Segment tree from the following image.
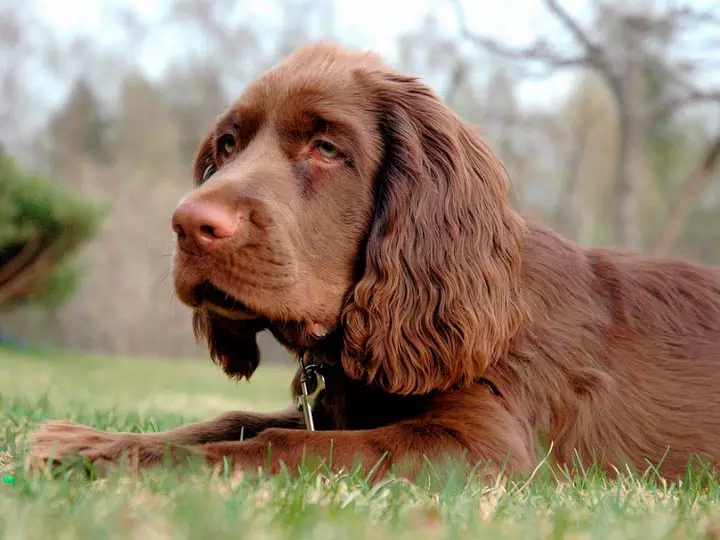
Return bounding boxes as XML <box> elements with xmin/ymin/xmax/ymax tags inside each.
<box><xmin>652</xmin><ymin>133</ymin><xmax>720</xmax><ymax>255</ymax></box>
<box><xmin>552</xmin><ymin>73</ymin><xmax>617</xmax><ymax>241</ymax></box>
<box><xmin>112</xmin><ymin>72</ymin><xmax>182</xmax><ymax>177</ymax></box>
<box><xmin>0</xmin><ymin>151</ymin><xmax>102</xmax><ymax>309</ymax></box>
<box><xmin>45</xmin><ymin>78</ymin><xmax>111</xmax><ymax>182</ymax></box>
<box><xmin>455</xmin><ymin>0</ymin><xmax>720</xmax><ymax>250</ymax></box>
<box><xmin>483</xmin><ymin>69</ymin><xmax>523</xmax><ymax>189</ymax></box>
<box><xmin>163</xmin><ymin>64</ymin><xmax>228</xmax><ymax>160</ymax></box>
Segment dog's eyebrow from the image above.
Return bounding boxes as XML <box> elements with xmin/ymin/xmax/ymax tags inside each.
<box><xmin>296</xmin><ymin>107</ymin><xmax>365</xmax><ymax>146</ymax></box>
<box><xmin>312</xmin><ymin>113</ymin><xmax>360</xmax><ymax>142</ymax></box>
<box><xmin>213</xmin><ymin>105</ymin><xmax>264</xmax><ymax>148</ymax></box>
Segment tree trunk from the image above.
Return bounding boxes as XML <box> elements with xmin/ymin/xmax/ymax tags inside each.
<box><xmin>610</xmin><ymin>90</ymin><xmax>634</xmax><ymax>248</ymax></box>
<box><xmin>553</xmin><ymin>116</ymin><xmax>591</xmax><ymax>238</ymax></box>
<box><xmin>611</xmin><ymin>21</ymin><xmax>649</xmax><ymax>250</ymax></box>
<box><xmin>652</xmin><ymin>135</ymin><xmax>720</xmax><ymax>256</ymax></box>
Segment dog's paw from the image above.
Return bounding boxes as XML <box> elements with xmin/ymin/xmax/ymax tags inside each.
<box><xmin>25</xmin><ymin>421</ymin><xmax>190</xmax><ymax>475</ymax></box>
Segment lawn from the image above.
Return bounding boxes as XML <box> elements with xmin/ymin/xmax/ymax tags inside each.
<box><xmin>2</xmin><ymin>347</ymin><xmax>720</xmax><ymax>539</ymax></box>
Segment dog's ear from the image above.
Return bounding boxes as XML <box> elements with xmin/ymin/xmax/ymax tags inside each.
<box><xmin>341</xmin><ymin>70</ymin><xmax>527</xmax><ymax>396</ymax></box>
<box><xmin>193</xmin><ymin>310</ymin><xmax>262</xmax><ymax>380</ymax></box>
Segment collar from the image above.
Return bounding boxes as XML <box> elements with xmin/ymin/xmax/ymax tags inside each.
<box><xmin>295</xmin><ymin>348</ymin><xmax>501</xmax><ymax>431</ymax></box>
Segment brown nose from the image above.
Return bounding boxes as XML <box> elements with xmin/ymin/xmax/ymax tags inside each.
<box><xmin>172</xmin><ymin>200</ymin><xmax>239</xmax><ymax>254</ymax></box>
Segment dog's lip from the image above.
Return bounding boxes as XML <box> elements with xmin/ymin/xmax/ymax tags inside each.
<box><xmin>194</xmin><ymin>282</ymin><xmax>260</xmax><ymax>320</ymax></box>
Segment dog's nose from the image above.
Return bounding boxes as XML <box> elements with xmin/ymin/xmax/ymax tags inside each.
<box><xmin>172</xmin><ymin>200</ymin><xmax>239</xmax><ymax>254</ymax></box>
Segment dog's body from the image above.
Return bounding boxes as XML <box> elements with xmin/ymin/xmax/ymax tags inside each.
<box><xmin>29</xmin><ymin>43</ymin><xmax>720</xmax><ymax>481</ymax></box>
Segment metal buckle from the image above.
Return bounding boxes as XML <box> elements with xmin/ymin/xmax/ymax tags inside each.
<box><xmin>295</xmin><ymin>350</ymin><xmax>326</xmax><ymax>431</ymax></box>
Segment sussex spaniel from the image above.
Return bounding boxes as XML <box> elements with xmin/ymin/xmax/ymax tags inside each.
<box><xmin>29</xmin><ymin>43</ymin><xmax>720</xmax><ymax>482</ymax></box>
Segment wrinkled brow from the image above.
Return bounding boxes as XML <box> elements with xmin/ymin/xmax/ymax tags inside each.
<box><xmin>214</xmin><ymin>104</ymin><xmax>264</xmax><ymax>150</ymax></box>
<box><xmin>273</xmin><ymin>92</ymin><xmax>369</xmax><ymax>159</ymax></box>
<box><xmin>282</xmin><ymin>109</ymin><xmax>361</xmax><ymax>148</ymax></box>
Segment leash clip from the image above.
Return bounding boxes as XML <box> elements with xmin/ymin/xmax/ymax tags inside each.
<box><xmin>296</xmin><ymin>350</ymin><xmax>326</xmax><ymax>431</ymax></box>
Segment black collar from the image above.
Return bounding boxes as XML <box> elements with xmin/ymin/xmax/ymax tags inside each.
<box><xmin>299</xmin><ymin>347</ymin><xmax>501</xmax><ymax>397</ymax></box>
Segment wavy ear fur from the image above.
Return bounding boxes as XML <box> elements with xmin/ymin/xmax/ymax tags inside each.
<box><xmin>342</xmin><ymin>70</ymin><xmax>527</xmax><ymax>396</ymax></box>
<box><xmin>192</xmin><ymin>310</ymin><xmax>262</xmax><ymax>380</ymax></box>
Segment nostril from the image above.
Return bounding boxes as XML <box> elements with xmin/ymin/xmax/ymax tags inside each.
<box><xmin>173</xmin><ymin>223</ymin><xmax>187</xmax><ymax>239</ymax></box>
<box><xmin>199</xmin><ymin>224</ymin><xmax>217</xmax><ymax>239</ymax></box>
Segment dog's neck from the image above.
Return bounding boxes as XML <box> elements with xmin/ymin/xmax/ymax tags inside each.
<box><xmin>268</xmin><ymin>323</ymin><xmax>342</xmax><ymax>369</ymax></box>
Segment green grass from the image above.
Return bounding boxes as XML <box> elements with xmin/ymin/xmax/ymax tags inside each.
<box><xmin>2</xmin><ymin>347</ymin><xmax>720</xmax><ymax>539</ymax></box>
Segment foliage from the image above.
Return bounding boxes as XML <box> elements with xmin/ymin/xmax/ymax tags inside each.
<box><xmin>0</xmin><ymin>152</ymin><xmax>103</xmax><ymax>309</ymax></box>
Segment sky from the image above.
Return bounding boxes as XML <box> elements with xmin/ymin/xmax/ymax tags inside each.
<box><xmin>34</xmin><ymin>0</ymin><xmax>568</xmax><ymax>47</ymax></box>
<box><xmin>26</xmin><ymin>0</ymin><xmax>720</xmax><ymax>115</ymax></box>
<box><xmin>31</xmin><ymin>0</ymin><xmax>594</xmax><ymax>109</ymax></box>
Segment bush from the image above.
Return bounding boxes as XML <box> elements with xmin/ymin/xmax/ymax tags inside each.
<box><xmin>0</xmin><ymin>152</ymin><xmax>103</xmax><ymax>309</ymax></box>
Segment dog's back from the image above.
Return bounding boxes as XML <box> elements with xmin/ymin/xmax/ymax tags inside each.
<box><xmin>503</xmin><ymin>222</ymin><xmax>720</xmax><ymax>477</ymax></box>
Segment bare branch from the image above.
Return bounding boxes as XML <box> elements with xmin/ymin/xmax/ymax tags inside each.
<box><xmin>453</xmin><ymin>0</ymin><xmax>617</xmax><ymax>82</ymax></box>
<box><xmin>444</xmin><ymin>58</ymin><xmax>469</xmax><ymax>106</ymax></box>
<box><xmin>649</xmin><ymin>61</ymin><xmax>720</xmax><ymax>117</ymax></box>
<box><xmin>653</xmin><ymin>89</ymin><xmax>720</xmax><ymax>118</ymax></box>
<box><xmin>467</xmin><ymin>35</ymin><xmax>589</xmax><ymax>67</ymax></box>
<box><xmin>652</xmin><ymin>133</ymin><xmax>720</xmax><ymax>255</ymax></box>
<box><xmin>542</xmin><ymin>0</ymin><xmax>603</xmax><ymax>63</ymax></box>
<box><xmin>452</xmin><ymin>0</ymin><xmax>592</xmax><ymax>70</ymax></box>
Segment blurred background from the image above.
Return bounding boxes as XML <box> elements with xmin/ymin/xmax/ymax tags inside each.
<box><xmin>1</xmin><ymin>0</ymin><xmax>719</xmax><ymax>363</ymax></box>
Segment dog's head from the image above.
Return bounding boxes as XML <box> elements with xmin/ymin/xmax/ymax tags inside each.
<box><xmin>172</xmin><ymin>43</ymin><xmax>526</xmax><ymax>394</ymax></box>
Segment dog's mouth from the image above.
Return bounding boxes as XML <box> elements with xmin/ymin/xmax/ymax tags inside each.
<box><xmin>192</xmin><ymin>281</ymin><xmax>335</xmax><ymax>348</ymax></box>
<box><xmin>194</xmin><ymin>282</ymin><xmax>259</xmax><ymax>320</ymax></box>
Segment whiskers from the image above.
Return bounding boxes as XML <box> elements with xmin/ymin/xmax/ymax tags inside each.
<box><xmin>151</xmin><ymin>246</ymin><xmax>182</xmax><ymax>309</ymax></box>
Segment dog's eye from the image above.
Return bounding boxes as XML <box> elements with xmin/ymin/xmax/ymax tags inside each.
<box><xmin>202</xmin><ymin>163</ymin><xmax>216</xmax><ymax>183</ymax></box>
<box><xmin>218</xmin><ymin>135</ymin><xmax>236</xmax><ymax>156</ymax></box>
<box><xmin>315</xmin><ymin>140</ymin><xmax>340</xmax><ymax>160</ymax></box>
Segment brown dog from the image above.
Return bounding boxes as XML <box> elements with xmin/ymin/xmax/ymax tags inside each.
<box><xmin>29</xmin><ymin>43</ymin><xmax>720</xmax><ymax>481</ymax></box>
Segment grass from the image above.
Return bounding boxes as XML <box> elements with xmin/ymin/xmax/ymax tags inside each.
<box><xmin>2</xmin><ymin>347</ymin><xmax>720</xmax><ymax>539</ymax></box>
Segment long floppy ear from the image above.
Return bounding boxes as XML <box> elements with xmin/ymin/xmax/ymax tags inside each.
<box><xmin>192</xmin><ymin>309</ymin><xmax>263</xmax><ymax>380</ymax></box>
<box><xmin>341</xmin><ymin>70</ymin><xmax>527</xmax><ymax>396</ymax></box>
